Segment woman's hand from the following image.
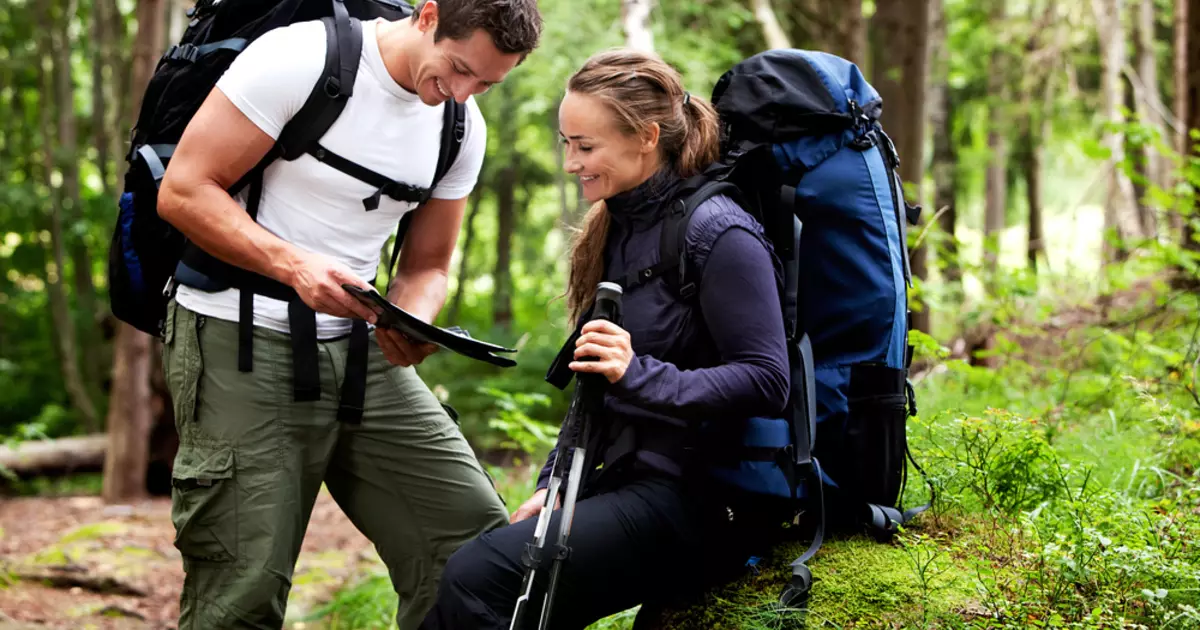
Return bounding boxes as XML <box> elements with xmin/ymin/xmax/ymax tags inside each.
<box><xmin>510</xmin><ymin>488</ymin><xmax>560</xmax><ymax>524</ymax></box>
<box><xmin>569</xmin><ymin>320</ymin><xmax>634</xmax><ymax>383</ymax></box>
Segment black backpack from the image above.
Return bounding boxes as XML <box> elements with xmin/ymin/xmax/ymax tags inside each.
<box><xmin>108</xmin><ymin>0</ymin><xmax>464</xmax><ymax>338</ymax></box>
<box><xmin>107</xmin><ymin>0</ymin><xmax>464</xmax><ymax>424</ymax></box>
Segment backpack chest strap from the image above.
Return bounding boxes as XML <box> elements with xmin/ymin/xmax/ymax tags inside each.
<box><xmin>309</xmin><ymin>143</ymin><xmax>433</xmax><ymax>210</ymax></box>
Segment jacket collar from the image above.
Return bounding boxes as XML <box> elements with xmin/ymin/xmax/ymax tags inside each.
<box><xmin>605</xmin><ymin>168</ymin><xmax>684</xmax><ymax>231</ymax></box>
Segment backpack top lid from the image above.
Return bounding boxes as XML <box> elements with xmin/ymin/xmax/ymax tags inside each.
<box><xmin>711</xmin><ymin>49</ymin><xmax>882</xmax><ymax>147</ymax></box>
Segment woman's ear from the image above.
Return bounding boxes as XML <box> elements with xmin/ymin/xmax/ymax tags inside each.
<box><xmin>640</xmin><ymin>122</ymin><xmax>660</xmax><ymax>154</ymax></box>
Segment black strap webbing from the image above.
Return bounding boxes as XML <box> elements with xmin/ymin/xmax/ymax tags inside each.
<box><xmin>288</xmin><ymin>300</ymin><xmax>321</xmax><ymax>402</ymax></box>
<box><xmin>338</xmin><ymin>320</ymin><xmax>370</xmax><ymax>423</ymax></box>
<box><xmin>277</xmin><ymin>11</ymin><xmax>362</xmax><ymax>160</ymax></box>
<box><xmin>237</xmin><ymin>170</ymin><xmax>267</xmax><ymax>374</ymax></box>
<box><xmin>310</xmin><ymin>144</ymin><xmax>431</xmax><ymax>209</ymax></box>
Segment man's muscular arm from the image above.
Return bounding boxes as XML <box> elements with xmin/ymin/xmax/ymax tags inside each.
<box><xmin>375</xmin><ymin>195</ymin><xmax>467</xmax><ymax>366</ymax></box>
<box><xmin>158</xmin><ymin>88</ymin><xmax>377</xmax><ymax>323</ymax></box>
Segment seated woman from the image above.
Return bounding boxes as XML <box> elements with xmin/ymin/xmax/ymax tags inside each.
<box><xmin>419</xmin><ymin>48</ymin><xmax>790</xmax><ymax>630</ymax></box>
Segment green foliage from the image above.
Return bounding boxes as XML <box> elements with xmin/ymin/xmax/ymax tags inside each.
<box><xmin>303</xmin><ymin>573</ymin><xmax>397</xmax><ymax>630</ymax></box>
<box><xmin>481</xmin><ymin>386</ymin><xmax>557</xmax><ymax>456</ymax></box>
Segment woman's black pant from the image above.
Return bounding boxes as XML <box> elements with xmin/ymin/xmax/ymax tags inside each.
<box><xmin>418</xmin><ymin>470</ymin><xmax>748</xmax><ymax>630</ymax></box>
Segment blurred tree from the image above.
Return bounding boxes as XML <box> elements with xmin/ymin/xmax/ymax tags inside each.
<box><xmin>872</xmin><ymin>0</ymin><xmax>932</xmax><ymax>333</ymax></box>
<box><xmin>103</xmin><ymin>0</ymin><xmax>165</xmax><ymax>504</ymax></box>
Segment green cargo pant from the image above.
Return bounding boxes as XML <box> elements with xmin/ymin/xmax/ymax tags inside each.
<box><xmin>162</xmin><ymin>299</ymin><xmax>510</xmax><ymax>630</ymax></box>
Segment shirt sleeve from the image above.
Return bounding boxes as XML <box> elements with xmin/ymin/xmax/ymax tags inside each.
<box><xmin>430</xmin><ymin>97</ymin><xmax>487</xmax><ymax>200</ymax></box>
<box><xmin>609</xmin><ymin>224</ymin><xmax>791</xmax><ymax>420</ymax></box>
<box><xmin>214</xmin><ymin>21</ymin><xmax>327</xmax><ymax>140</ymax></box>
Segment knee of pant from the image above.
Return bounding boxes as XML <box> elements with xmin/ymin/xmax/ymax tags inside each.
<box><xmin>440</xmin><ymin>538</ymin><xmax>496</xmax><ymax>597</ymax></box>
<box><xmin>180</xmin><ymin>567</ymin><xmax>289</xmax><ymax>629</ymax></box>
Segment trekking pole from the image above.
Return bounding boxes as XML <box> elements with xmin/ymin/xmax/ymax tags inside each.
<box><xmin>538</xmin><ymin>282</ymin><xmax>623</xmax><ymax>630</ymax></box>
<box><xmin>509</xmin><ymin>282</ymin><xmax>623</xmax><ymax>630</ymax></box>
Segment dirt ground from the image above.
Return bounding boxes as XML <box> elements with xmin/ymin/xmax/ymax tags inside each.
<box><xmin>0</xmin><ymin>490</ymin><xmax>382</xmax><ymax>630</ymax></box>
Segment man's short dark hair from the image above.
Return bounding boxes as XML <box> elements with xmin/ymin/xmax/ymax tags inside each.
<box><xmin>414</xmin><ymin>0</ymin><xmax>543</xmax><ymax>56</ymax></box>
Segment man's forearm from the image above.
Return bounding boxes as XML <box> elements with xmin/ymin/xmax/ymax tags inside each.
<box><xmin>159</xmin><ymin>179</ymin><xmax>302</xmax><ymax>287</ymax></box>
<box><xmin>388</xmin><ymin>268</ymin><xmax>449</xmax><ymax>324</ymax></box>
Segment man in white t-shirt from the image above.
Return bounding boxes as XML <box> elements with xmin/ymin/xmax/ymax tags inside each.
<box><xmin>155</xmin><ymin>1</ymin><xmax>542</xmax><ymax>628</ymax></box>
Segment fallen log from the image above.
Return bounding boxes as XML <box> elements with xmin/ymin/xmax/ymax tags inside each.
<box><xmin>13</xmin><ymin>566</ymin><xmax>147</xmax><ymax>597</ymax></box>
<box><xmin>0</xmin><ymin>435</ymin><xmax>107</xmax><ymax>478</ymax></box>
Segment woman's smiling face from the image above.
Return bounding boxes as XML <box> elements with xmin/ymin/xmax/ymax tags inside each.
<box><xmin>558</xmin><ymin>90</ymin><xmax>660</xmax><ymax>203</ymax></box>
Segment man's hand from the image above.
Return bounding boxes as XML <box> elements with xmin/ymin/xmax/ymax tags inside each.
<box><xmin>510</xmin><ymin>488</ymin><xmax>559</xmax><ymax>524</ymax></box>
<box><xmin>375</xmin><ymin>327</ymin><xmax>438</xmax><ymax>367</ymax></box>
<box><xmin>374</xmin><ymin>281</ymin><xmax>439</xmax><ymax>367</ymax></box>
<box><xmin>288</xmin><ymin>251</ymin><xmax>379</xmax><ymax>323</ymax></box>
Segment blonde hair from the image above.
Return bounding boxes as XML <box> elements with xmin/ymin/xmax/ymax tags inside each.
<box><xmin>563</xmin><ymin>49</ymin><xmax>720</xmax><ymax>322</ymax></box>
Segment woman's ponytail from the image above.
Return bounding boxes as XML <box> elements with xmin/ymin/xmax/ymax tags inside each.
<box><xmin>676</xmin><ymin>92</ymin><xmax>720</xmax><ymax>177</ymax></box>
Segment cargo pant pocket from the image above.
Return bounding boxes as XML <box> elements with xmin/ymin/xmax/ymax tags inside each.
<box><xmin>163</xmin><ymin>300</ymin><xmax>204</xmax><ymax>431</ymax></box>
<box><xmin>171</xmin><ymin>442</ymin><xmax>238</xmax><ymax>564</ymax></box>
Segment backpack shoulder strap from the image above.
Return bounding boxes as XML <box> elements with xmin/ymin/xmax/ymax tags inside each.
<box><xmin>227</xmin><ymin>2</ymin><xmax>361</xmax><ymax>198</ymax></box>
<box><xmin>277</xmin><ymin>3</ymin><xmax>362</xmax><ymax>160</ymax></box>
<box><xmin>384</xmin><ymin>99</ymin><xmax>467</xmax><ymax>287</ymax></box>
<box><xmin>610</xmin><ymin>177</ymin><xmax>740</xmax><ymax>297</ymax></box>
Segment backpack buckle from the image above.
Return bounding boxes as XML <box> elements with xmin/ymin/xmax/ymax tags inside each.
<box><xmin>679</xmin><ymin>282</ymin><xmax>697</xmax><ymax>299</ymax></box>
<box><xmin>323</xmin><ymin>76</ymin><xmax>343</xmax><ymax>98</ymax></box>
<box><xmin>166</xmin><ymin>43</ymin><xmax>199</xmax><ymax>63</ymax></box>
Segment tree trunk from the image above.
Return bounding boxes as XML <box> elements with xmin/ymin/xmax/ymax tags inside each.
<box><xmin>1094</xmin><ymin>0</ymin><xmax>1142</xmax><ymax>264</ymax></box>
<box><xmin>837</xmin><ymin>0</ymin><xmax>867</xmax><ymax>66</ymax></box>
<box><xmin>1172</xmin><ymin>0</ymin><xmax>1188</xmax><ymax>239</ymax></box>
<box><xmin>493</xmin><ymin>85</ymin><xmax>518</xmax><ymax>331</ymax></box>
<box><xmin>102</xmin><ymin>0</ymin><xmax>166</xmax><ymax>505</ymax></box>
<box><xmin>54</xmin><ymin>0</ymin><xmax>104</xmax><ymax>418</ymax></box>
<box><xmin>92</xmin><ymin>0</ymin><xmax>115</xmax><ymax>197</ymax></box>
<box><xmin>982</xmin><ymin>0</ymin><xmax>1008</xmax><ymax>282</ymax></box>
<box><xmin>753</xmin><ymin>0</ymin><xmax>792</xmax><ymax>50</ymax></box>
<box><xmin>622</xmin><ymin>0</ymin><xmax>654</xmax><ymax>52</ymax></box>
<box><xmin>929</xmin><ymin>0</ymin><xmax>960</xmax><ymax>295</ymax></box>
<box><xmin>1022</xmin><ymin>115</ymin><xmax>1046</xmax><ymax>271</ymax></box>
<box><xmin>447</xmin><ymin>185</ymin><xmax>485</xmax><ymax>326</ymax></box>
<box><xmin>872</xmin><ymin>0</ymin><xmax>932</xmax><ymax>333</ymax></box>
<box><xmin>1185</xmin><ymin>0</ymin><xmax>1200</xmax><ymax>255</ymax></box>
<box><xmin>38</xmin><ymin>0</ymin><xmax>100</xmax><ymax>431</ymax></box>
<box><xmin>101</xmin><ymin>323</ymin><xmax>152</xmax><ymax>501</ymax></box>
<box><xmin>1132</xmin><ymin>0</ymin><xmax>1161</xmax><ymax>238</ymax></box>
<box><xmin>105</xmin><ymin>0</ymin><xmax>130</xmax><ymax>177</ymax></box>
<box><xmin>167</xmin><ymin>0</ymin><xmax>190</xmax><ymax>44</ymax></box>
<box><xmin>494</xmin><ymin>165</ymin><xmax>516</xmax><ymax>330</ymax></box>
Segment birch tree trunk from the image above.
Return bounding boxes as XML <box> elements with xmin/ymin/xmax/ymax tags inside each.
<box><xmin>622</xmin><ymin>0</ymin><xmax>654</xmax><ymax>52</ymax></box>
<box><xmin>753</xmin><ymin>0</ymin><xmax>792</xmax><ymax>50</ymax></box>
<box><xmin>1093</xmin><ymin>0</ymin><xmax>1142</xmax><ymax>264</ymax></box>
<box><xmin>983</xmin><ymin>0</ymin><xmax>1008</xmax><ymax>281</ymax></box>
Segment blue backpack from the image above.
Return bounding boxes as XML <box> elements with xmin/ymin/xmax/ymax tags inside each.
<box><xmin>658</xmin><ymin>50</ymin><xmax>935</xmax><ymax>605</ymax></box>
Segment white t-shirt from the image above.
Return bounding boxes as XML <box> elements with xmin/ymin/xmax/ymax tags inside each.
<box><xmin>175</xmin><ymin>18</ymin><xmax>486</xmax><ymax>339</ymax></box>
